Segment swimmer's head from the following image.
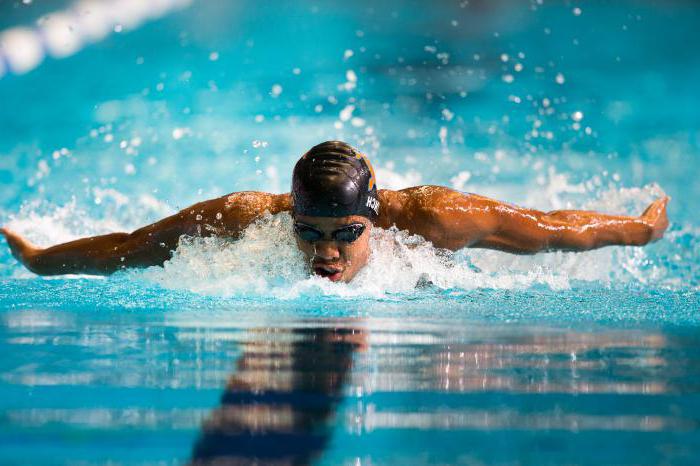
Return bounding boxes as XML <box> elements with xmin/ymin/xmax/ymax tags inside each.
<box><xmin>291</xmin><ymin>141</ymin><xmax>378</xmax><ymax>283</ymax></box>
<box><xmin>292</xmin><ymin>140</ymin><xmax>378</xmax><ymax>221</ymax></box>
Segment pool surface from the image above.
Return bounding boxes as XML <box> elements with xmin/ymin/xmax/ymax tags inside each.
<box><xmin>1</xmin><ymin>0</ymin><xmax>699</xmax><ymax>464</ymax></box>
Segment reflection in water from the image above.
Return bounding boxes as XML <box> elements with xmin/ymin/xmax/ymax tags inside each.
<box><xmin>1</xmin><ymin>310</ymin><xmax>699</xmax><ymax>465</ymax></box>
<box><xmin>189</xmin><ymin>323</ymin><xmax>365</xmax><ymax>466</ymax></box>
<box><xmin>364</xmin><ymin>327</ymin><xmax>671</xmax><ymax>395</ymax></box>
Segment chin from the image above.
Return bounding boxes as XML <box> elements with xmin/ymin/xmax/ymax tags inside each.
<box><xmin>340</xmin><ymin>271</ymin><xmax>359</xmax><ymax>283</ymax></box>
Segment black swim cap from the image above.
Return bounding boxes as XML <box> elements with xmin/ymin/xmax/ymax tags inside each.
<box><xmin>292</xmin><ymin>141</ymin><xmax>379</xmax><ymax>220</ymax></box>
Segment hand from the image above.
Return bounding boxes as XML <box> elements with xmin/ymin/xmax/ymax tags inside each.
<box><xmin>1</xmin><ymin>228</ymin><xmax>39</xmax><ymax>269</ymax></box>
<box><xmin>641</xmin><ymin>196</ymin><xmax>670</xmax><ymax>242</ymax></box>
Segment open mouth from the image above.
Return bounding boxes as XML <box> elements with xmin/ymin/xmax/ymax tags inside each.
<box><xmin>313</xmin><ymin>264</ymin><xmax>344</xmax><ymax>282</ymax></box>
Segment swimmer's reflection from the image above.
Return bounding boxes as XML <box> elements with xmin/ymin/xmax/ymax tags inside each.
<box><xmin>190</xmin><ymin>323</ymin><xmax>366</xmax><ymax>466</ymax></box>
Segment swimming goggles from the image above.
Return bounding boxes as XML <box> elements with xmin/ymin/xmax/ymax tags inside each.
<box><xmin>293</xmin><ymin>222</ymin><xmax>366</xmax><ymax>243</ymax></box>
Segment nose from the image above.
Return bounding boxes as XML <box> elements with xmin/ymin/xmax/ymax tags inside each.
<box><xmin>314</xmin><ymin>240</ymin><xmax>340</xmax><ymax>261</ymax></box>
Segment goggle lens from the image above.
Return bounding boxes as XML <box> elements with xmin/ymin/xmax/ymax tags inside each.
<box><xmin>333</xmin><ymin>224</ymin><xmax>366</xmax><ymax>243</ymax></box>
<box><xmin>294</xmin><ymin>224</ymin><xmax>324</xmax><ymax>242</ymax></box>
<box><xmin>294</xmin><ymin>223</ymin><xmax>366</xmax><ymax>243</ymax></box>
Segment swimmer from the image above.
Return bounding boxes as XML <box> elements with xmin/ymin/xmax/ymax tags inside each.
<box><xmin>1</xmin><ymin>141</ymin><xmax>669</xmax><ymax>283</ymax></box>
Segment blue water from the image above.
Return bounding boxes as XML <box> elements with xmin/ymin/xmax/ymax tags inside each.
<box><xmin>1</xmin><ymin>0</ymin><xmax>699</xmax><ymax>464</ymax></box>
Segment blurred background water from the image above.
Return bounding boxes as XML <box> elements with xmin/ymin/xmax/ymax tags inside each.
<box><xmin>0</xmin><ymin>0</ymin><xmax>699</xmax><ymax>464</ymax></box>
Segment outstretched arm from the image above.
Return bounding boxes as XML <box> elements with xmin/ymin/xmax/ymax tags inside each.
<box><xmin>379</xmin><ymin>186</ymin><xmax>669</xmax><ymax>253</ymax></box>
<box><xmin>2</xmin><ymin>192</ymin><xmax>290</xmax><ymax>275</ymax></box>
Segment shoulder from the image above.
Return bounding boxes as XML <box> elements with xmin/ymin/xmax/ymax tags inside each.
<box><xmin>376</xmin><ymin>186</ymin><xmax>494</xmax><ymax>228</ymax></box>
<box><xmin>181</xmin><ymin>192</ymin><xmax>291</xmax><ymax>237</ymax></box>
<box><xmin>376</xmin><ymin>186</ymin><xmax>460</xmax><ymax>228</ymax></box>
<box><xmin>183</xmin><ymin>192</ymin><xmax>289</xmax><ymax>217</ymax></box>
<box><xmin>378</xmin><ymin>185</ymin><xmax>477</xmax><ymax>210</ymax></box>
<box><xmin>221</xmin><ymin>192</ymin><xmax>291</xmax><ymax>215</ymax></box>
<box><xmin>375</xmin><ymin>186</ymin><xmax>502</xmax><ymax>249</ymax></box>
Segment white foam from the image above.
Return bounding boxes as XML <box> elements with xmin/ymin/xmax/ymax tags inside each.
<box><xmin>133</xmin><ymin>211</ymin><xmax>578</xmax><ymax>298</ymax></box>
<box><xmin>134</xmin><ymin>181</ymin><xmax>668</xmax><ymax>298</ymax></box>
<box><xmin>2</xmin><ymin>179</ymin><xmax>679</xmax><ymax>294</ymax></box>
<box><xmin>137</xmin><ymin>212</ymin><xmax>308</xmax><ymax>297</ymax></box>
<box><xmin>5</xmin><ymin>192</ymin><xmax>173</xmax><ymax>248</ymax></box>
<box><xmin>6</xmin><ymin>200</ymin><xmax>121</xmax><ymax>248</ymax></box>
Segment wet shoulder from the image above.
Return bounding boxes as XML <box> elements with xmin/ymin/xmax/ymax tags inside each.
<box><xmin>377</xmin><ymin>186</ymin><xmax>486</xmax><ymax>228</ymax></box>
<box><xmin>223</xmin><ymin>192</ymin><xmax>291</xmax><ymax>216</ymax></box>
<box><xmin>180</xmin><ymin>192</ymin><xmax>291</xmax><ymax>237</ymax></box>
<box><xmin>377</xmin><ymin>187</ymin><xmax>445</xmax><ymax>226</ymax></box>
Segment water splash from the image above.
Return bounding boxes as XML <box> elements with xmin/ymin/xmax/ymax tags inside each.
<box><xmin>134</xmin><ymin>181</ymin><xmax>691</xmax><ymax>298</ymax></box>
<box><xmin>138</xmin><ymin>212</ymin><xmax>308</xmax><ymax>297</ymax></box>
<box><xmin>2</xmin><ymin>175</ymin><xmax>694</xmax><ymax>295</ymax></box>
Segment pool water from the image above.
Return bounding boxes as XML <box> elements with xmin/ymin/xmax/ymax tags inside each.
<box><xmin>1</xmin><ymin>0</ymin><xmax>699</xmax><ymax>464</ymax></box>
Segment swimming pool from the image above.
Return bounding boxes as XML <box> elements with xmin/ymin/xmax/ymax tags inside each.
<box><xmin>1</xmin><ymin>0</ymin><xmax>699</xmax><ymax>464</ymax></box>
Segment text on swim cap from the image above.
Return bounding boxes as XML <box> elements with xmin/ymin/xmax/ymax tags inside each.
<box><xmin>366</xmin><ymin>196</ymin><xmax>379</xmax><ymax>214</ymax></box>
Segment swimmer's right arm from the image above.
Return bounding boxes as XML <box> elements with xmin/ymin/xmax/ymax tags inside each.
<box><xmin>1</xmin><ymin>192</ymin><xmax>291</xmax><ymax>276</ymax></box>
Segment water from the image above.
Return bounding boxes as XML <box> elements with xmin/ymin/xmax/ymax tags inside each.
<box><xmin>1</xmin><ymin>0</ymin><xmax>699</xmax><ymax>464</ymax></box>
<box><xmin>3</xmin><ymin>300</ymin><xmax>700</xmax><ymax>465</ymax></box>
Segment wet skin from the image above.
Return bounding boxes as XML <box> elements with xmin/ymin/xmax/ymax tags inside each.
<box><xmin>1</xmin><ymin>186</ymin><xmax>669</xmax><ymax>279</ymax></box>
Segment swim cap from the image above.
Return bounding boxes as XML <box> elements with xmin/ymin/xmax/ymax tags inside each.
<box><xmin>292</xmin><ymin>141</ymin><xmax>379</xmax><ymax>219</ymax></box>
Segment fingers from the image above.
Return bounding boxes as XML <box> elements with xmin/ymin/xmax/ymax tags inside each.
<box><xmin>1</xmin><ymin>227</ymin><xmax>20</xmax><ymax>244</ymax></box>
<box><xmin>641</xmin><ymin>197</ymin><xmax>670</xmax><ymax>242</ymax></box>
<box><xmin>1</xmin><ymin>227</ymin><xmax>18</xmax><ymax>247</ymax></box>
<box><xmin>642</xmin><ymin>196</ymin><xmax>669</xmax><ymax>219</ymax></box>
<box><xmin>1</xmin><ymin>227</ymin><xmax>37</xmax><ymax>263</ymax></box>
<box><xmin>1</xmin><ymin>227</ymin><xmax>24</xmax><ymax>260</ymax></box>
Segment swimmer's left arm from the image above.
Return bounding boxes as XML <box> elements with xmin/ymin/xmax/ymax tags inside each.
<box><xmin>388</xmin><ymin>186</ymin><xmax>669</xmax><ymax>253</ymax></box>
<box><xmin>469</xmin><ymin>196</ymin><xmax>669</xmax><ymax>253</ymax></box>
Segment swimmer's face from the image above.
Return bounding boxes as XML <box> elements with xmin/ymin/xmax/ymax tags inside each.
<box><xmin>293</xmin><ymin>214</ymin><xmax>372</xmax><ymax>283</ymax></box>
